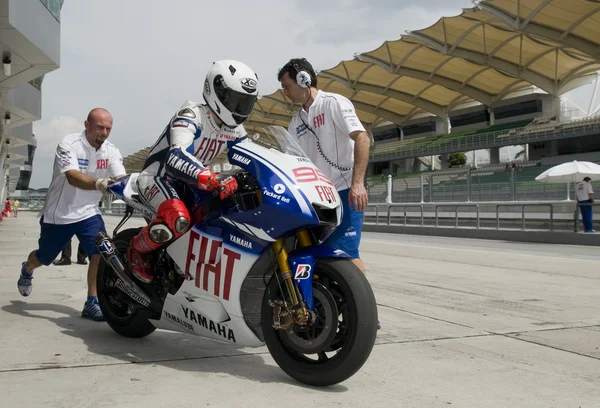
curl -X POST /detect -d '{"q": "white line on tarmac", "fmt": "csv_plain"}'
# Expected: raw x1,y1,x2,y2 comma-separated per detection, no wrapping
361,238,600,262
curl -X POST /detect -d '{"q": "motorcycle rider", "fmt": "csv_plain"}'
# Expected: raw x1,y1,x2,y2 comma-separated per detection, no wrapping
128,60,260,284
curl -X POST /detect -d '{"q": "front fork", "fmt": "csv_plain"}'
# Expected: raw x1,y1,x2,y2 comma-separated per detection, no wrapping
270,229,313,329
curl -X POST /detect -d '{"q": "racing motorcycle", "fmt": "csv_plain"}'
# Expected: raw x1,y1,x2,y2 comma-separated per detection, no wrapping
95,125,378,387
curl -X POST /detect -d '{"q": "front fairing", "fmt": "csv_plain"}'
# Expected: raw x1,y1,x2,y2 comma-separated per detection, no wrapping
222,126,342,241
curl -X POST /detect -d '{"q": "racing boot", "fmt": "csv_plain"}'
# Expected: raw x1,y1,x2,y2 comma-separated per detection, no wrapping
127,244,154,284
128,199,191,284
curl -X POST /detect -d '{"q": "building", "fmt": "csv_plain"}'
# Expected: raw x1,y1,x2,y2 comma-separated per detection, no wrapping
0,0,63,203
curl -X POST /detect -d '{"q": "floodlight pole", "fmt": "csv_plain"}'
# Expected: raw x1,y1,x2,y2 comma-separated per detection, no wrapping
588,73,600,117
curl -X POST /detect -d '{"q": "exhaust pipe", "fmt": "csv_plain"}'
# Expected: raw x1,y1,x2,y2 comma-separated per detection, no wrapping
96,232,151,308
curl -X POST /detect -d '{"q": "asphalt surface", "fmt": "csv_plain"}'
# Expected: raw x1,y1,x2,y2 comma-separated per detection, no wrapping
1,212,599,407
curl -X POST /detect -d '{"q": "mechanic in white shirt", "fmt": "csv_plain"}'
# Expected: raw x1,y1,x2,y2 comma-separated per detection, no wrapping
17,108,126,321
576,176,595,232
278,58,378,329
278,58,371,272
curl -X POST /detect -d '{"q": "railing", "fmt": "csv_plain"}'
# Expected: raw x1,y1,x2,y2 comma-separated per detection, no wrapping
364,201,598,233
435,204,480,229
101,200,596,234
494,203,554,231
366,164,590,204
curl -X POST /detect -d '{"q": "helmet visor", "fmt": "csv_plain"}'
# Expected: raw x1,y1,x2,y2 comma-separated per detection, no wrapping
214,76,257,124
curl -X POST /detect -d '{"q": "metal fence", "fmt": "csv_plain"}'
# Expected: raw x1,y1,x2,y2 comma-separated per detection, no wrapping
99,199,596,234
364,201,598,233
367,163,582,204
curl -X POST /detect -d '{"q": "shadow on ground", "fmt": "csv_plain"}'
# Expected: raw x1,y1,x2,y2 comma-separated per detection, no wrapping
2,300,348,392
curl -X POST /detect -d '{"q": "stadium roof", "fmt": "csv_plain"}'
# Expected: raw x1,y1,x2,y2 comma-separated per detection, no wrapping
125,0,600,172
123,146,151,174
247,0,600,132
405,3,600,96
476,0,600,58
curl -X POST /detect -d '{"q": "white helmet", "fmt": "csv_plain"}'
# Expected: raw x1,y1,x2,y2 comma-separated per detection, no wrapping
203,60,259,127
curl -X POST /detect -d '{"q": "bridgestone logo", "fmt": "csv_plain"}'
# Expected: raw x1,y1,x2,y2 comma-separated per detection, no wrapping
115,279,150,307
164,311,194,331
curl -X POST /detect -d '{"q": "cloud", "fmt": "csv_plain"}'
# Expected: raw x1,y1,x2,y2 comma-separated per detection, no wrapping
291,3,460,48
31,116,84,187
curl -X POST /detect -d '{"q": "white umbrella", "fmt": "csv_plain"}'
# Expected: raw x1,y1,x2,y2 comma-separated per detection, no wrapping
111,199,125,204
535,160,600,183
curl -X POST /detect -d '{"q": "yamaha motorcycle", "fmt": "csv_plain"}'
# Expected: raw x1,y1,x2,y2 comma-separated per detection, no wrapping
95,125,378,386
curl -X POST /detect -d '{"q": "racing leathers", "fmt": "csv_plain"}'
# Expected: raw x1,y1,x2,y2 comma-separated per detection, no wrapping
129,100,244,283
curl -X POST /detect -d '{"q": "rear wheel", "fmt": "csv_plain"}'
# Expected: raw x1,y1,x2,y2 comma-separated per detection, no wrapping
96,228,156,338
261,258,378,386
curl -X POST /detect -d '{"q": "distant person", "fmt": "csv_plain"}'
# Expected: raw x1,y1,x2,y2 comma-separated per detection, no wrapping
17,108,126,321
3,198,12,218
576,177,595,232
12,199,19,217
53,239,88,266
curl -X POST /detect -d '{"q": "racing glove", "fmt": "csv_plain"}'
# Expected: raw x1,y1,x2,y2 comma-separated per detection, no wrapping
197,169,238,200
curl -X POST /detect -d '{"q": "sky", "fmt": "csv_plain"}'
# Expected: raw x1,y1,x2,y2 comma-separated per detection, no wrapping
29,0,599,188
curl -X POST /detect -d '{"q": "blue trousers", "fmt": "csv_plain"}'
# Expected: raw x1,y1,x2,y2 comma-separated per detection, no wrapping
35,215,106,265
579,200,594,232
322,189,363,258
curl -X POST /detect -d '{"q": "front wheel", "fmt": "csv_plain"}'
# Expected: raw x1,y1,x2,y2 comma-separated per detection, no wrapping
261,258,378,386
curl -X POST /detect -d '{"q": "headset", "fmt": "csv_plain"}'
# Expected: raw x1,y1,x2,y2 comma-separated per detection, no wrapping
293,60,312,89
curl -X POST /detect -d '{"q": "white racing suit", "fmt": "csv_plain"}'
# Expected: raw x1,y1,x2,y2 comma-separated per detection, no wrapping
129,100,245,282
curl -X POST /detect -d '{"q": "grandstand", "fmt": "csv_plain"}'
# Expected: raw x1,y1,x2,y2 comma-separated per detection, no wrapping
123,0,600,205
367,161,581,204
368,113,600,163
369,119,534,161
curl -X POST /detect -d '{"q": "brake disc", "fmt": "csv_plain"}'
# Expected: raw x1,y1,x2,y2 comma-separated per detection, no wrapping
279,282,339,354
